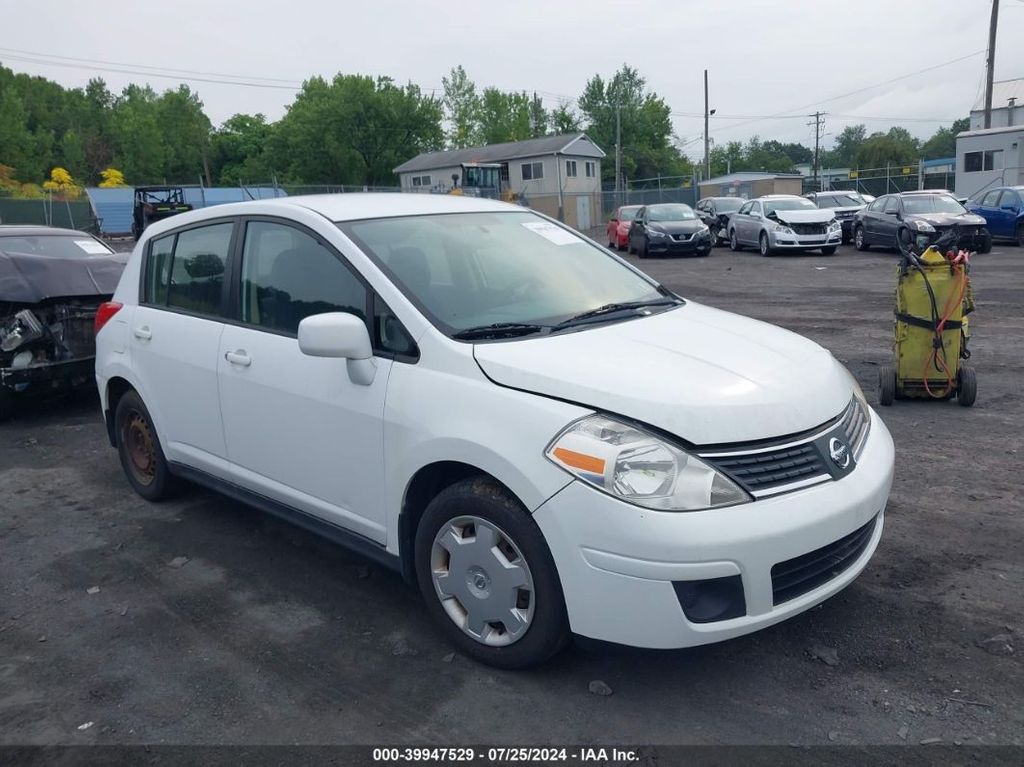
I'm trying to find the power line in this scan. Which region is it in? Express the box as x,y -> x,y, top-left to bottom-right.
0,46 -> 303,84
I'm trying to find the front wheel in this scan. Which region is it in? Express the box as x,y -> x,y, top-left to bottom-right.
759,232 -> 773,257
414,477 -> 570,669
854,226 -> 870,251
729,229 -> 743,251
1017,223 -> 1024,248
957,365 -> 976,407
879,364 -> 896,406
978,231 -> 992,254
115,389 -> 178,501
637,237 -> 648,259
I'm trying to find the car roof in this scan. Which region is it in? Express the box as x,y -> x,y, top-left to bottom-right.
899,190 -> 953,196
0,225 -> 97,238
757,194 -> 806,200
141,193 -> 521,229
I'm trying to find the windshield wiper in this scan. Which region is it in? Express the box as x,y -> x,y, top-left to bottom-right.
452,322 -> 548,340
554,298 -> 681,329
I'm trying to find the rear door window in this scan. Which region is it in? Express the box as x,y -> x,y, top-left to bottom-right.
166,224 -> 232,315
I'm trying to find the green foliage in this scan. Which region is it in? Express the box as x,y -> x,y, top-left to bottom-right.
442,65 -> 480,148
528,93 -> 548,138
477,88 -> 532,145
577,64 -> 689,183
272,74 -> 443,185
210,113 -> 274,185
550,102 -> 580,134
854,127 -> 920,169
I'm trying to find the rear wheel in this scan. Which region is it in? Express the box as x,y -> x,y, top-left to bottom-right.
729,228 -> 743,251
414,477 -> 570,669
878,364 -> 896,406
854,226 -> 870,251
759,232 -> 773,257
115,389 -> 178,501
957,365 -> 976,407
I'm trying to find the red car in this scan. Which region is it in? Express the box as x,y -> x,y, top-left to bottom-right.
606,205 -> 641,250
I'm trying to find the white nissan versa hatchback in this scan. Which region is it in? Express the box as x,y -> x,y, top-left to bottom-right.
95,194 -> 895,668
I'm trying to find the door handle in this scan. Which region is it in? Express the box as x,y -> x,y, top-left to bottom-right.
133,326 -> 152,340
224,350 -> 252,367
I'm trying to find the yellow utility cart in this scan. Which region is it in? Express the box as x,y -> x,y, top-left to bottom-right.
879,227 -> 976,407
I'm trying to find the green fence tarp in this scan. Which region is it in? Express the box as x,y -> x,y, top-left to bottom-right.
0,199 -> 97,231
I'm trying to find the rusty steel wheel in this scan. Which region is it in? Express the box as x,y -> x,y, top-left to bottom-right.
123,410 -> 157,486
114,389 -> 177,501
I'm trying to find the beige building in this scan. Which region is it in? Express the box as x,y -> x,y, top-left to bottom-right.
698,172 -> 804,200
394,133 -> 605,229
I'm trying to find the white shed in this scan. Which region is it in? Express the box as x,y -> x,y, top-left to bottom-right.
954,125 -> 1024,200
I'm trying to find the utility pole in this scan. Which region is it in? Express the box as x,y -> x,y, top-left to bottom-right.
703,69 -> 711,179
984,0 -> 999,128
808,111 -> 826,190
615,103 -> 622,198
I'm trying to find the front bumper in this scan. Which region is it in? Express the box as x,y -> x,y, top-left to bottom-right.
533,408 -> 894,649
646,233 -> 712,256
768,228 -> 843,250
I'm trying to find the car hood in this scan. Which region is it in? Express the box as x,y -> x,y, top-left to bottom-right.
0,250 -> 127,303
773,209 -> 836,225
906,212 -> 986,227
646,220 -> 703,234
473,302 -> 851,445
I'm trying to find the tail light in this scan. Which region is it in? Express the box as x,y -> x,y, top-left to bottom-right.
94,301 -> 123,334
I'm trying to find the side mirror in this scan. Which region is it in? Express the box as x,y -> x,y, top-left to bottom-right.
297,312 -> 376,386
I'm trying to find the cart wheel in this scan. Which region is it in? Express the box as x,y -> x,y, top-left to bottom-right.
957,365 -> 976,407
878,365 -> 896,406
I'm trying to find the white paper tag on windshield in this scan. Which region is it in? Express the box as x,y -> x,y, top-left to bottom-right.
75,239 -> 111,255
521,221 -> 579,246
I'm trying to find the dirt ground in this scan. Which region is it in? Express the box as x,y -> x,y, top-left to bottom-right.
1,239 -> 1021,748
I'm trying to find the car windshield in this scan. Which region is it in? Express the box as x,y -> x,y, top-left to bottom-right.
763,198 -> 817,215
903,195 -> 966,215
714,198 -> 743,212
618,207 -> 639,221
0,234 -> 114,258
341,211 -> 669,336
818,193 -> 865,208
646,204 -> 696,221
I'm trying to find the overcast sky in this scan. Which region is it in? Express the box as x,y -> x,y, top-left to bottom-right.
4,0 -> 1024,159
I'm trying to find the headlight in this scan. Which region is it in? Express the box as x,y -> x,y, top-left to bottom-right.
646,227 -> 665,238
828,220 -> 842,230
545,415 -> 752,511
912,220 -> 936,233
770,223 -> 794,235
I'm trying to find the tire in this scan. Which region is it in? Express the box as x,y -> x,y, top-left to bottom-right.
878,364 -> 896,406
978,231 -> 992,254
709,225 -> 720,246
637,238 -> 648,259
0,387 -> 14,422
414,476 -> 570,669
957,365 -> 976,407
729,228 -> 743,251
1017,223 -> 1024,248
759,231 -> 773,257
821,246 -> 837,255
854,225 -> 870,251
114,389 -> 179,501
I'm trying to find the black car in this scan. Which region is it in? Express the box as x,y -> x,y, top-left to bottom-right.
805,191 -> 869,244
695,196 -> 744,245
852,192 -> 991,253
628,203 -> 712,258
0,226 -> 126,420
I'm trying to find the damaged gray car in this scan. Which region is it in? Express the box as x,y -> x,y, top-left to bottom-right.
0,226 -> 125,420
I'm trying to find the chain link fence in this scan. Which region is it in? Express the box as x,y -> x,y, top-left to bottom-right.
802,167 -> 957,197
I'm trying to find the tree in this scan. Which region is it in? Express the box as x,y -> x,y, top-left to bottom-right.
274,74 -> 443,185
829,124 -> 867,168
528,92 -> 548,138
442,65 -> 480,148
577,64 -> 687,184
98,167 -> 127,187
42,166 -> 82,198
477,88 -> 531,145
157,85 -> 212,184
550,101 -> 580,134
854,127 -> 920,169
210,113 -> 274,185
108,84 -> 167,183
920,117 -> 970,160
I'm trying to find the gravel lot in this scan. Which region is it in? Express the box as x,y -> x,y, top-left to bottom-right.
1,240 -> 1021,747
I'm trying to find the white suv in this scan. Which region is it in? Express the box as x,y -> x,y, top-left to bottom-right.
95,194 -> 894,668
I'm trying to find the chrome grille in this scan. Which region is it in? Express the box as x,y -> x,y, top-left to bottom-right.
701,395 -> 871,499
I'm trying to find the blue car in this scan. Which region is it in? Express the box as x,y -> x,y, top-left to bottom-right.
966,186 -> 1024,246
